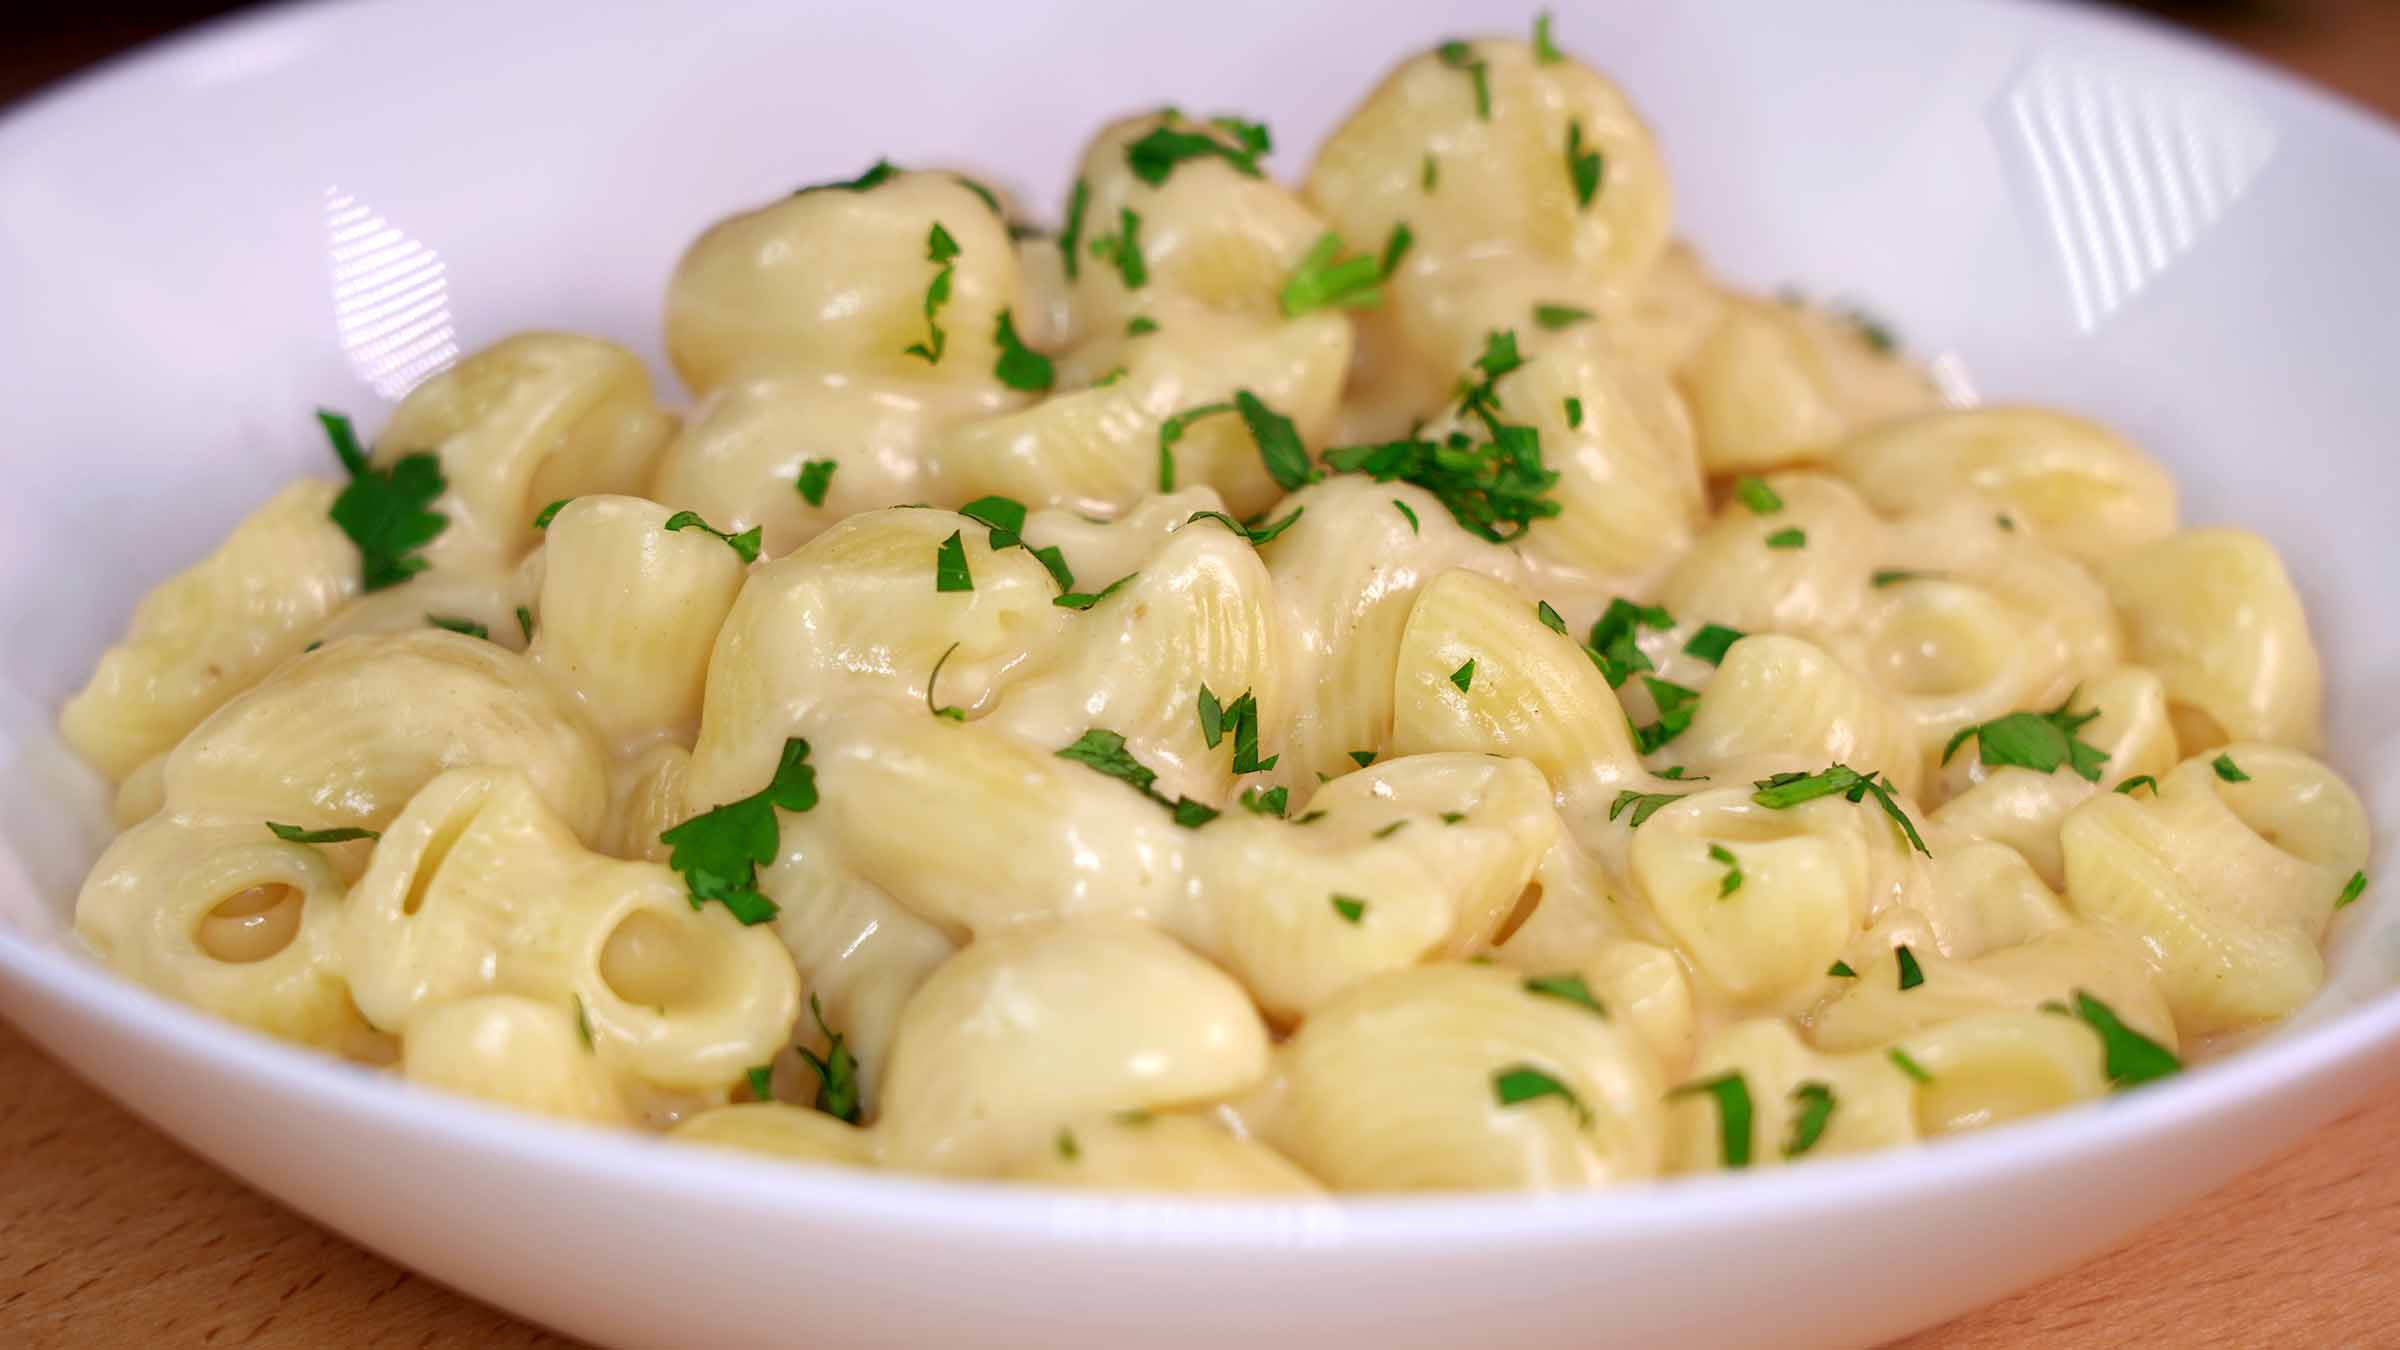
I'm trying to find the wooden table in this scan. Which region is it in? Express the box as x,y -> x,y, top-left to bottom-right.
5,3 -> 2400,1347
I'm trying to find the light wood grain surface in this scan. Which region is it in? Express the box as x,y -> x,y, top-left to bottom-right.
5,3 -> 2400,1347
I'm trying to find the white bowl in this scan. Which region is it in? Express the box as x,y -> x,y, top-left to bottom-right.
3,1 -> 2397,1346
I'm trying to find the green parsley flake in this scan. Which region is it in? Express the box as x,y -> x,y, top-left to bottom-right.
1494,1063 -> 1592,1126
1524,973 -> 1607,1017
1847,308 -> 1899,354
2114,775 -> 2158,795
793,458 -> 837,506
1422,152 -> 1438,192
1565,396 -> 1583,428
265,821 -> 377,845
1565,120 -> 1603,208
1608,788 -> 1687,828
1587,596 -> 1674,687
1708,842 -> 1742,898
1239,785 -> 1289,817
1996,513 -> 2017,531
746,1064 -> 774,1101
515,605 -> 534,642
426,614 -> 487,641
794,159 -> 898,195
1828,960 -> 1858,978
573,995 -> 595,1052
1536,600 -> 1570,636
1183,506 -> 1303,548
1683,623 -> 1744,665
320,409 -> 447,592
933,529 -> 973,592
902,222 -> 961,364
796,992 -> 861,1122
663,510 -> 762,564
532,497 -> 571,530
1440,811 -> 1467,825
1670,1072 -> 1753,1167
1056,1127 -> 1081,1160
1784,1082 -> 1836,1158
1156,399 -> 1237,492
1394,499 -> 1420,533
1054,571 -> 1138,611
1127,315 -> 1159,336
1733,475 -> 1784,514
1371,820 -> 1407,840
2338,870 -> 2368,910
1634,676 -> 1699,753
1055,728 -> 1217,826
1091,207 -> 1148,289
1533,11 -> 1563,62
1124,119 -> 1268,185
1349,750 -> 1378,768
1895,944 -> 1925,990
1235,390 -> 1320,492
1751,765 -> 1929,856
1381,222 -> 1414,279
992,309 -> 1055,391
2213,753 -> 2250,783
1059,177 -> 1090,280
1281,231 -> 1385,316
1942,694 -> 2109,783
1331,894 -> 1369,924
1436,41 -> 1492,120
1870,568 -> 1941,588
1765,527 -> 1807,550
2062,990 -> 2180,1088
658,737 -> 818,925
1534,303 -> 1594,330
1450,658 -> 1476,693
958,494 -> 1027,549
1887,1047 -> 1934,1084
927,642 -> 967,721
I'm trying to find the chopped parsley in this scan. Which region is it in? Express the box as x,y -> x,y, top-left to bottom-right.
1440,810 -> 1467,824
992,309 -> 1055,391
1534,303 -> 1594,330
1608,788 -> 1687,828
1377,814 -> 1409,837
532,497 -> 570,529
1422,152 -> 1438,192
1238,785 -> 1289,817
1942,694 -> 2108,782
2114,775 -> 2158,795
265,821 -> 377,845
1494,1063 -> 1592,1126
1059,177 -> 1090,280
1393,500 -> 1420,533
1709,843 -> 1742,898
1765,527 -> 1807,550
1331,894 -> 1369,924
1996,513 -> 2017,531
1887,1048 -> 1934,1084
1524,973 -> 1607,1017
1197,686 -> 1276,772
1536,600 -> 1570,636
902,222 -> 961,364
320,409 -> 447,592
1633,676 -> 1698,753
1587,596 -> 1674,687
426,614 -> 487,640
1732,475 -> 1783,515
2338,870 -> 2368,910
1323,330 -> 1558,542
1236,390 -> 1321,492
1436,41 -> 1491,120
1124,119 -> 1268,185
1183,506 -> 1303,547
1056,1127 -> 1080,1161
1565,396 -> 1583,428
1056,728 -> 1217,827
932,530 -> 973,592
1381,222 -> 1414,278
515,605 -> 534,641
1752,765 -> 1928,855
2212,753 -> 2250,783
927,642 -> 966,721
1090,207 -> 1148,289
1895,944 -> 1925,990
1127,315 -> 1159,336
1533,11 -> 1563,62
1784,1082 -> 1836,1158
2053,990 -> 2180,1088
1054,571 -> 1137,611
958,494 -> 1026,549
1157,400 -> 1237,492
1870,568 -> 1939,588
1846,308 -> 1898,354
1683,623 -> 1744,665
1348,750 -> 1378,768
573,995 -> 595,1052
745,1064 -> 774,1101
663,510 -> 762,564
794,159 -> 898,195
1670,1072 -> 1753,1167
1450,658 -> 1476,693
796,992 -> 860,1122
1828,960 -> 1858,978
657,737 -> 818,925
1281,231 -> 1386,316
1564,120 -> 1603,208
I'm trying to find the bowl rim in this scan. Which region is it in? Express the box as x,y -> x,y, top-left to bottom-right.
2,0 -> 2398,1244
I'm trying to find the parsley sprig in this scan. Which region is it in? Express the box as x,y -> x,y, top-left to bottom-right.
1198,685 -> 1277,773
1670,1072 -> 1753,1167
1751,765 -> 1929,856
795,993 -> 861,1122
1942,693 -> 2108,782
903,222 -> 960,364
1125,117 -> 1270,184
1057,728 -> 1218,827
1323,331 -> 1560,542
320,409 -> 447,592
657,738 -> 819,925
663,510 -> 762,564
992,309 -> 1054,391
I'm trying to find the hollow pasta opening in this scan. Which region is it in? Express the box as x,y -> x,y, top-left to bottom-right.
401,804 -> 478,918
601,909 -> 709,1011
197,882 -> 303,964
1861,589 -> 2011,699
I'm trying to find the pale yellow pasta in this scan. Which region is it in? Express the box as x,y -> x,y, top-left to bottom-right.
877,920 -> 1271,1175
2061,744 -> 2368,1037
2103,528 -> 2324,752
400,994 -> 629,1126
1263,964 -> 1664,1191
62,482 -> 359,781
54,29 -> 2372,1192
528,495 -> 747,747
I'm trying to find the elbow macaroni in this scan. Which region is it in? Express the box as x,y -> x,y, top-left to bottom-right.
56,27 -> 2369,1192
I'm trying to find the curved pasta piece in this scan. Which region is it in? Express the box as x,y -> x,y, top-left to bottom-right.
1807,927 -> 2173,1054
1677,297 -> 1937,475
1667,1020 -> 1916,1172
74,812 -> 375,1054
343,768 -> 800,1094
2060,744 -> 2368,1036
1004,1112 -> 1324,1194
598,742 -> 689,864
1670,634 -> 1921,802
876,920 -> 1272,1174
668,1102 -> 876,1167
1893,1012 -> 2111,1137
1266,963 -> 1663,1191
307,569 -> 529,652
528,495 -> 747,749
1391,568 -> 1643,799
2102,528 -> 2323,752
1658,473 -> 1882,641
1895,836 -> 2071,959
400,994 -> 629,1126
1829,408 -> 2177,564
161,629 -> 609,841
377,333 -> 677,569
665,171 -> 1024,396
62,482 -> 361,782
